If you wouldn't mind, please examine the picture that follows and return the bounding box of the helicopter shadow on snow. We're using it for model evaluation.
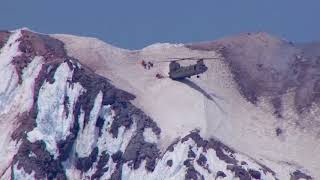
[178,79,226,113]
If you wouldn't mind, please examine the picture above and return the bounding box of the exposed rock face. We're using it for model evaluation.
[0,29,316,179]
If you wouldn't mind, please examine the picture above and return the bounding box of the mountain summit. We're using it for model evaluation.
[0,29,318,179]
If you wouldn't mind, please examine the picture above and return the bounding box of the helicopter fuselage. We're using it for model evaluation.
[168,60,208,80]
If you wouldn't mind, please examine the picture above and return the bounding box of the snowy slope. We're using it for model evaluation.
[0,28,316,179]
[56,32,319,179]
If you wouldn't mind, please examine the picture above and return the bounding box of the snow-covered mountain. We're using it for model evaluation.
[0,29,318,179]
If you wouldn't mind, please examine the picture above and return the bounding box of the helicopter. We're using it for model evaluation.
[164,57,219,80]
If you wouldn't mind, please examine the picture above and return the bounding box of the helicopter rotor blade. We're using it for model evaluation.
[168,57,219,61]
[151,57,220,63]
[167,57,197,60]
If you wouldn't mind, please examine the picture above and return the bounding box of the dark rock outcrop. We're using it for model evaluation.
[182,130,237,165]
[13,30,66,84]
[75,147,99,172]
[216,171,227,178]
[226,165,251,180]
[12,140,67,180]
[196,154,207,167]
[91,151,110,179]
[290,170,312,180]
[185,166,204,180]
[188,149,196,158]
[248,169,261,179]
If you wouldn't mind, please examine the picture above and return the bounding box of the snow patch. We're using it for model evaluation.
[66,104,138,179]
[52,32,320,178]
[27,62,85,157]
[28,151,37,158]
[121,137,279,180]
[143,128,158,144]
[0,30,41,176]
[13,163,36,180]
[0,30,21,113]
[15,56,43,112]
[96,106,137,155]
[75,91,103,157]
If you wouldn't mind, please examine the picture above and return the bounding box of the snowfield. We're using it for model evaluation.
[55,32,320,178]
[0,28,317,179]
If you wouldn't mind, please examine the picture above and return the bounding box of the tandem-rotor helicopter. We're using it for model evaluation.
[141,57,218,80]
[167,57,218,80]
[141,57,219,80]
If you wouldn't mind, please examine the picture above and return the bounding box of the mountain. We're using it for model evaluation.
[0,29,318,179]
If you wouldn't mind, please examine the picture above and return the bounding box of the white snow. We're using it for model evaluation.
[54,36,216,149]
[0,30,22,114]
[13,164,36,180]
[54,34,320,178]
[65,165,82,180]
[143,128,158,144]
[66,103,138,179]
[27,62,85,157]
[0,56,43,172]
[18,57,43,112]
[75,91,102,157]
[0,30,45,177]
[0,29,314,179]
[96,106,136,155]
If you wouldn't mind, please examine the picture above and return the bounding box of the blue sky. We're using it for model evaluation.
[1,1,319,49]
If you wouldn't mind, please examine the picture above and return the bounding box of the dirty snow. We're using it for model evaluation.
[56,33,320,178]
[0,29,314,179]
